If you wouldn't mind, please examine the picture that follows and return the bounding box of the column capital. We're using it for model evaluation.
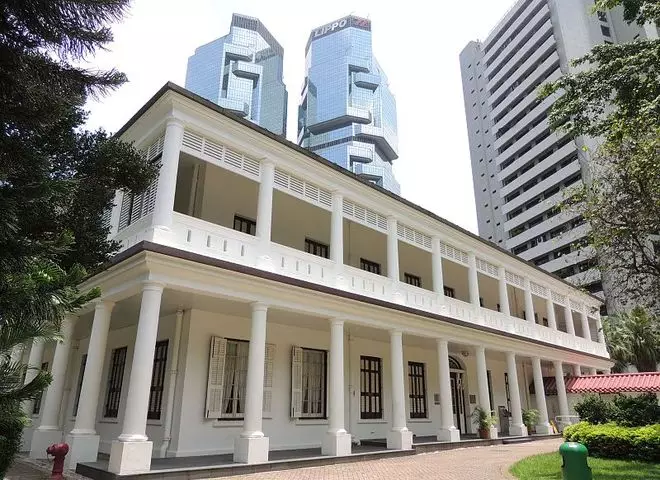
[331,190,344,199]
[475,345,486,355]
[436,338,449,347]
[386,216,397,229]
[94,299,115,312]
[389,329,403,338]
[142,281,165,293]
[523,277,531,289]
[260,158,275,169]
[165,116,185,130]
[251,301,268,313]
[329,318,345,327]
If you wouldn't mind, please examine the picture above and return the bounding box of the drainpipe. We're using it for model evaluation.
[160,308,184,458]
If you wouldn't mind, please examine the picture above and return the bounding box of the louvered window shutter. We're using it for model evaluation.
[118,191,132,231]
[290,346,303,418]
[131,192,144,224]
[262,343,275,416]
[205,336,227,419]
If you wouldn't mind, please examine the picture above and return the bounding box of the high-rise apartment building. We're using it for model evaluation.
[186,14,288,136]
[298,15,400,194]
[460,0,656,298]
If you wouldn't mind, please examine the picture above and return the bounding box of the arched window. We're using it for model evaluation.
[448,356,463,370]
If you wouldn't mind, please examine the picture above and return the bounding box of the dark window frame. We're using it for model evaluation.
[32,362,49,415]
[233,214,256,236]
[408,361,427,419]
[104,346,128,418]
[360,356,383,419]
[147,340,169,420]
[73,354,87,416]
[360,258,381,275]
[404,273,422,288]
[305,238,329,259]
[444,286,455,298]
[301,347,328,419]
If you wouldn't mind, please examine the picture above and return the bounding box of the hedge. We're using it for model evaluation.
[564,422,660,462]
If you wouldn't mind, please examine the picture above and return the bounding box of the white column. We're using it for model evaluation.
[531,357,552,434]
[322,319,351,456]
[524,278,535,323]
[475,346,497,439]
[553,361,570,428]
[108,283,164,475]
[234,302,269,464]
[159,308,184,458]
[498,267,511,316]
[546,297,557,330]
[30,316,77,458]
[386,330,412,450]
[387,217,400,283]
[588,367,597,375]
[564,303,576,335]
[468,252,480,307]
[436,339,460,442]
[505,352,527,437]
[151,119,184,235]
[330,192,344,266]
[9,344,25,365]
[256,160,275,243]
[431,236,445,297]
[580,310,591,340]
[572,364,582,376]
[66,301,114,469]
[596,313,606,344]
[22,340,45,416]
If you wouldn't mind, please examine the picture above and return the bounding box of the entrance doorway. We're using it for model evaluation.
[449,356,468,434]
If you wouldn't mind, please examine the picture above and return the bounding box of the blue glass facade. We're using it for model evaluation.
[298,16,400,194]
[186,14,288,136]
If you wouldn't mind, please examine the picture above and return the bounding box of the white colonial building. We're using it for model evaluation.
[20,83,611,475]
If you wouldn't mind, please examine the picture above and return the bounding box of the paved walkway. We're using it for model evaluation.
[227,438,562,480]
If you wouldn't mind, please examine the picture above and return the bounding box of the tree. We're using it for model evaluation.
[602,307,660,372]
[0,1,159,474]
[539,0,660,313]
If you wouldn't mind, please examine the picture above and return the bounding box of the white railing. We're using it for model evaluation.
[114,212,609,358]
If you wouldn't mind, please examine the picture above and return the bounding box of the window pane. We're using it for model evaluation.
[104,347,127,418]
[222,339,250,418]
[301,348,326,418]
[148,340,169,420]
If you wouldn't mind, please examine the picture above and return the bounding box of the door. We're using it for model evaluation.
[450,372,467,433]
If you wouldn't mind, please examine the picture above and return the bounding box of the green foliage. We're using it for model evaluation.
[574,394,615,424]
[510,451,660,479]
[602,307,660,372]
[563,422,660,462]
[471,405,496,430]
[522,409,540,430]
[612,393,660,427]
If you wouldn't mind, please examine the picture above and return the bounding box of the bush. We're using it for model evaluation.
[612,393,660,427]
[574,394,614,424]
[563,422,660,462]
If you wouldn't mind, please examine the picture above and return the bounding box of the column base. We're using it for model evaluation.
[488,425,499,439]
[386,429,413,450]
[534,423,554,435]
[509,424,528,437]
[20,426,35,453]
[64,433,100,470]
[108,440,153,474]
[233,436,269,464]
[321,431,352,457]
[436,427,461,442]
[29,429,63,459]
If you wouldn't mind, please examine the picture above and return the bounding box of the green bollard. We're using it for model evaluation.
[560,442,592,480]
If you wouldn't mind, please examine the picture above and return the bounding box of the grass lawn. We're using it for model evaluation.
[510,452,660,479]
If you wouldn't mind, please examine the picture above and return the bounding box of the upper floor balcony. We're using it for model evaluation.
[109,83,608,360]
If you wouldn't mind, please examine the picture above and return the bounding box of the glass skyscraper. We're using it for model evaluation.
[185,14,288,136]
[298,16,400,194]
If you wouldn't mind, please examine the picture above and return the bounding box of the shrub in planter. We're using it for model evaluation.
[612,393,660,427]
[471,406,496,439]
[563,421,660,462]
[522,408,539,433]
[573,394,614,424]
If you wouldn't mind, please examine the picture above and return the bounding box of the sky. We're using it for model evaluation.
[85,0,516,234]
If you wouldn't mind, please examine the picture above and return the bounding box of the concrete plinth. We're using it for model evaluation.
[386,429,413,450]
[509,424,528,437]
[29,429,63,459]
[436,427,461,442]
[534,423,554,435]
[488,426,499,439]
[65,433,100,469]
[233,436,269,464]
[321,432,352,456]
[108,440,153,474]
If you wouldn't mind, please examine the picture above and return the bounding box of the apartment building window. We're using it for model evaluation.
[73,354,87,416]
[443,286,455,298]
[221,339,249,418]
[104,347,128,418]
[233,215,256,235]
[404,273,422,288]
[601,25,611,37]
[147,340,169,420]
[360,356,382,419]
[360,258,381,275]
[32,362,49,415]
[305,238,329,259]
[300,348,327,418]
[408,362,427,419]
[597,11,607,22]
[504,372,511,411]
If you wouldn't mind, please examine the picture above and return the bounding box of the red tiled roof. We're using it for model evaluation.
[530,373,660,395]
[566,372,660,394]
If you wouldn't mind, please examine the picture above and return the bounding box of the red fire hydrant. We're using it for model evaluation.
[46,443,69,480]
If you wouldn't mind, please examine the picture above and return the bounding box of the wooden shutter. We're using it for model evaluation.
[290,346,303,418]
[118,191,132,230]
[205,336,227,419]
[263,343,275,415]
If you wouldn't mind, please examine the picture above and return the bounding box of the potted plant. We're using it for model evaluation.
[471,406,496,439]
[522,408,539,434]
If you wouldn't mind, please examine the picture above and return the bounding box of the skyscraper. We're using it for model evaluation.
[185,14,288,136]
[298,15,400,195]
[459,0,656,299]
